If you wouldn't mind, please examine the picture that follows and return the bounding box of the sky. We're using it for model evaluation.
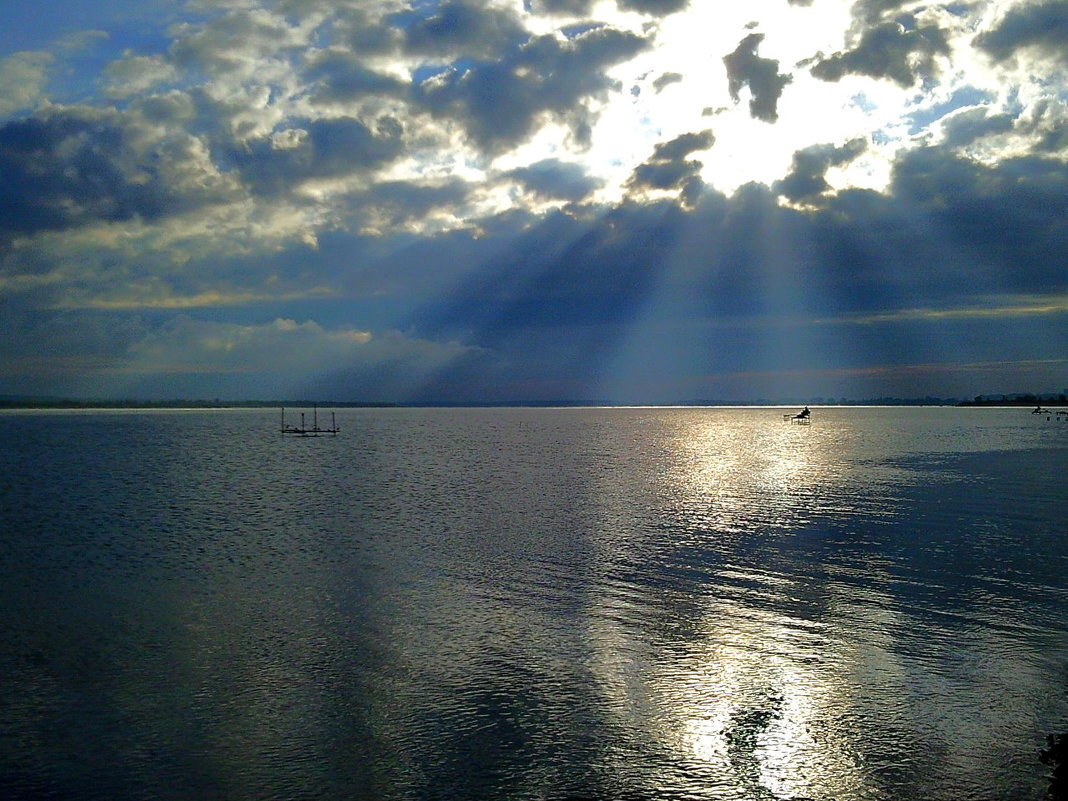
[0,0,1065,403]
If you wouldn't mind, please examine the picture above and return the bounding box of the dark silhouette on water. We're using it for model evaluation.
[280,405,338,437]
[1042,731,1068,800]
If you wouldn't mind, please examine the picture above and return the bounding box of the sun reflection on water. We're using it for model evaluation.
[582,408,913,799]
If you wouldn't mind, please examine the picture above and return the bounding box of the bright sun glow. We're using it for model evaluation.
[493,0,997,201]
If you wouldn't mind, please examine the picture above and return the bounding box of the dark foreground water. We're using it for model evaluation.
[1,406,1066,800]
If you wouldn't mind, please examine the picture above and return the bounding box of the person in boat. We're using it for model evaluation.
[795,406,810,419]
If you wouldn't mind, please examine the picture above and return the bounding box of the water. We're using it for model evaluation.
[1,406,1066,800]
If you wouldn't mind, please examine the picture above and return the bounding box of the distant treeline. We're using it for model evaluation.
[3,395,1064,409]
[0,398,399,409]
[958,393,1067,407]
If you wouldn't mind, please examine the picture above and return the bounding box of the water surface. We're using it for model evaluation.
[1,406,1066,800]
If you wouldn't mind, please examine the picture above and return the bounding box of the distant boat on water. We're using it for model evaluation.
[280,405,338,437]
[783,406,812,424]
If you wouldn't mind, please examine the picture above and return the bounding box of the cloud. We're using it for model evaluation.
[1,0,1065,402]
[399,0,527,60]
[305,51,407,105]
[529,0,688,16]
[414,25,650,153]
[627,129,713,206]
[774,137,868,203]
[503,158,603,201]
[0,310,479,399]
[1017,99,1068,154]
[975,1,1068,64]
[0,106,238,248]
[103,52,179,98]
[652,71,683,93]
[937,107,1016,149]
[227,115,406,195]
[809,18,950,88]
[168,7,313,78]
[616,0,689,14]
[124,316,481,400]
[723,33,792,123]
[0,51,53,116]
[348,177,475,233]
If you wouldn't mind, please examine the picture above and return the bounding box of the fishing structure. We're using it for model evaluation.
[280,405,339,437]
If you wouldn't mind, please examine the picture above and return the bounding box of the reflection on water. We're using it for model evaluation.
[1,407,1066,800]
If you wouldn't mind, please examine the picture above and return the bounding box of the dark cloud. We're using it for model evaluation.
[652,72,683,92]
[630,158,702,192]
[526,0,596,15]
[723,33,792,123]
[975,1,1068,63]
[413,26,650,153]
[228,116,405,195]
[329,6,401,55]
[0,107,232,247]
[410,140,1068,395]
[774,138,868,203]
[528,0,688,16]
[410,202,691,383]
[504,159,603,201]
[810,18,950,88]
[628,130,713,207]
[938,108,1016,149]
[1017,99,1068,154]
[305,51,407,104]
[350,178,474,230]
[649,129,715,162]
[616,0,689,14]
[883,146,1068,291]
[849,0,915,27]
[398,0,527,59]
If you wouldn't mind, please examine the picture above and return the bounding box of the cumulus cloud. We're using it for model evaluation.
[628,130,713,207]
[103,53,180,98]
[723,33,792,123]
[227,115,406,195]
[305,51,407,105]
[0,51,53,116]
[809,18,951,88]
[1017,99,1068,154]
[529,0,688,16]
[503,159,603,201]
[652,71,683,93]
[0,106,238,248]
[617,0,689,14]
[413,25,650,152]
[975,1,1068,64]
[774,138,868,203]
[937,107,1016,149]
[1,0,1065,401]
[399,0,527,60]
[168,7,313,78]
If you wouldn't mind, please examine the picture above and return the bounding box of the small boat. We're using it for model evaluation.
[280,405,339,437]
[784,406,812,424]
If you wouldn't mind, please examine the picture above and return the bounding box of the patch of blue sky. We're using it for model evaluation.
[906,86,997,135]
[0,0,178,55]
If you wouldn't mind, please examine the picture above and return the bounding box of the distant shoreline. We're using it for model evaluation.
[3,397,1062,410]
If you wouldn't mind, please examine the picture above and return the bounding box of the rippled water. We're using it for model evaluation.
[1,406,1066,800]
